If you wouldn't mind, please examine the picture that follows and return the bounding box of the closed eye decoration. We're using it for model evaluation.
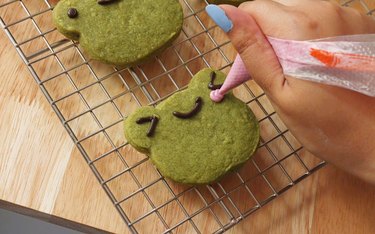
[97,0,119,5]
[208,71,222,90]
[173,97,203,119]
[136,115,159,137]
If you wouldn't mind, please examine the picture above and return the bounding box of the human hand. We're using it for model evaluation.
[207,0,375,184]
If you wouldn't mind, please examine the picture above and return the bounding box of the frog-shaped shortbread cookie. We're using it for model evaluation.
[124,69,259,184]
[53,0,183,66]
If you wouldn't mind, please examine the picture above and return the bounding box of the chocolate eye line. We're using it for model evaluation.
[208,71,222,90]
[136,116,154,124]
[173,97,203,119]
[136,115,159,137]
[97,0,118,5]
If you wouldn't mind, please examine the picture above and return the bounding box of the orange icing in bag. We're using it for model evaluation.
[211,34,375,102]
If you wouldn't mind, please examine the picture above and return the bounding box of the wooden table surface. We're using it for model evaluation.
[1,0,375,233]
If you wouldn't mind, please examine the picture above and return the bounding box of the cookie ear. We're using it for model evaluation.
[124,107,160,154]
[52,1,81,40]
[189,68,226,94]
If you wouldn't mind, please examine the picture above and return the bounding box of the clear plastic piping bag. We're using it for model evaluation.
[269,34,375,97]
[210,34,375,102]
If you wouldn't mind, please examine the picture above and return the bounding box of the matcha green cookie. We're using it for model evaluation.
[124,68,259,184]
[53,0,183,66]
[207,0,251,6]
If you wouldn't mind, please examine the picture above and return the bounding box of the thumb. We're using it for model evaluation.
[206,4,285,95]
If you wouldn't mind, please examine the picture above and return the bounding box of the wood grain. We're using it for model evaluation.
[0,0,375,233]
[0,26,73,214]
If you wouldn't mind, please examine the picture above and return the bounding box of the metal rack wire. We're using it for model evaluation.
[0,0,372,233]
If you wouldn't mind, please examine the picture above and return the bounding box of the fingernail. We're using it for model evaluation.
[205,4,233,33]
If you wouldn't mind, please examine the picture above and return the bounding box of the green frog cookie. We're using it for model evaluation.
[124,68,260,184]
[52,0,183,66]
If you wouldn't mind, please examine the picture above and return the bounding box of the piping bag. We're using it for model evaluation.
[210,34,375,102]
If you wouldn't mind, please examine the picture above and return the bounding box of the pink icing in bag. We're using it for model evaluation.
[210,34,375,102]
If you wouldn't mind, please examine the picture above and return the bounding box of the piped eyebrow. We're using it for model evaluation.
[136,115,159,137]
[173,97,203,119]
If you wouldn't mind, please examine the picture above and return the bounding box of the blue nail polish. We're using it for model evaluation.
[205,4,233,33]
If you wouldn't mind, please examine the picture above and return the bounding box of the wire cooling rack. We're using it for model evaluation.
[1,0,373,233]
